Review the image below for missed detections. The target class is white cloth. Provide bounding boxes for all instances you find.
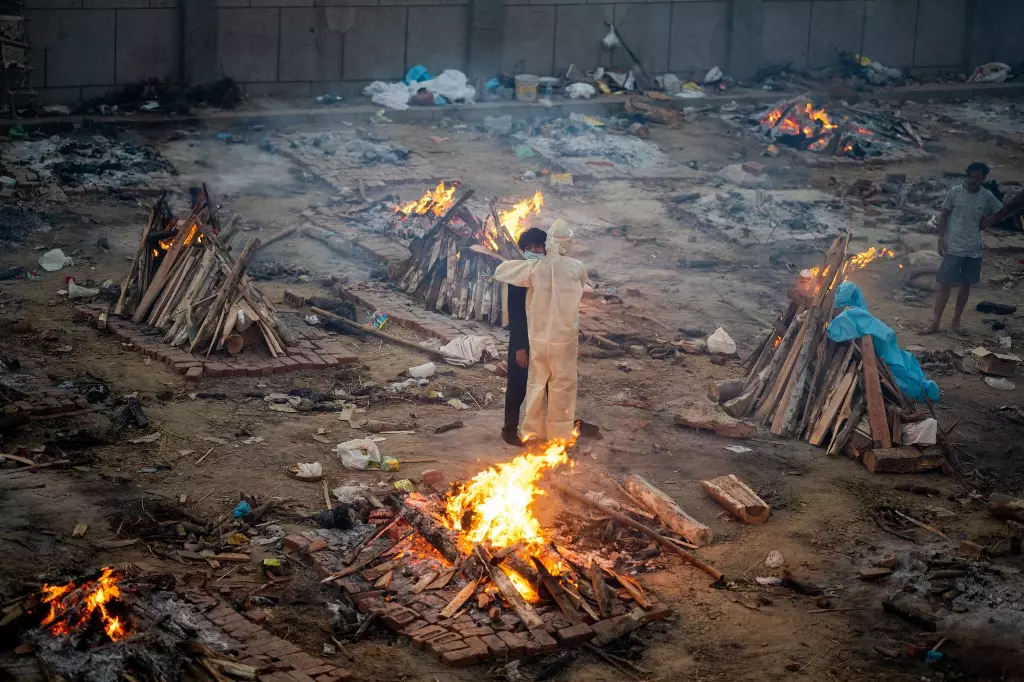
[494,221,587,441]
[439,334,499,366]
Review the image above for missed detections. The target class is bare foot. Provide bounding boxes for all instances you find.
[919,324,940,335]
[950,321,966,335]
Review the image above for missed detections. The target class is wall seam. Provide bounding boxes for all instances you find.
[276,7,282,81]
[857,0,866,57]
[910,0,920,66]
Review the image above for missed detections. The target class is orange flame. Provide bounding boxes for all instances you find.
[40,567,130,641]
[846,246,895,272]
[482,191,545,250]
[443,439,571,553]
[394,181,458,218]
[502,565,540,602]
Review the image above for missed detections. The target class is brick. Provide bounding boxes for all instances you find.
[283,535,310,552]
[742,161,767,175]
[556,623,595,646]
[281,651,320,669]
[430,639,471,658]
[425,631,463,652]
[642,602,671,622]
[496,630,527,656]
[481,634,508,657]
[456,626,494,637]
[283,289,306,307]
[421,610,441,624]
[278,357,300,372]
[382,606,418,631]
[299,666,335,676]
[185,366,204,381]
[206,362,232,377]
[441,646,483,667]
[399,620,428,636]
[461,636,490,659]
[355,594,386,613]
[411,625,447,649]
[526,629,558,655]
[332,355,359,365]
[421,469,445,487]
[285,672,317,682]
[245,610,268,623]
[307,538,328,553]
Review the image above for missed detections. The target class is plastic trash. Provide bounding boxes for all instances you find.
[405,65,433,84]
[703,66,723,84]
[423,70,476,104]
[0,176,16,186]
[999,335,1012,350]
[485,78,500,90]
[305,314,320,325]
[969,62,1011,84]
[724,445,752,454]
[336,438,383,470]
[514,144,536,159]
[67,279,100,300]
[9,124,27,139]
[707,327,737,355]
[483,115,513,135]
[566,83,596,100]
[601,24,621,49]
[315,93,344,104]
[755,576,783,587]
[984,376,1015,391]
[39,248,73,272]
[370,309,389,330]
[141,101,160,111]
[364,81,412,111]
[295,462,323,479]
[332,485,367,504]
[408,362,436,379]
[232,500,252,518]
[393,479,415,493]
[901,418,938,446]
[661,73,681,96]
[765,550,785,568]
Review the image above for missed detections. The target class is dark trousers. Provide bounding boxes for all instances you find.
[504,349,528,430]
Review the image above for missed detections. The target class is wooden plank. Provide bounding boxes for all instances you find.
[71,523,88,538]
[362,560,399,581]
[699,474,771,524]
[808,365,858,446]
[439,579,479,619]
[772,308,821,436]
[411,571,438,595]
[530,556,581,623]
[863,446,945,474]
[673,405,756,440]
[588,560,611,619]
[132,212,196,322]
[374,570,393,589]
[604,568,651,609]
[755,317,810,423]
[860,335,891,448]
[625,474,713,546]
[320,530,414,583]
[475,546,544,630]
[427,568,457,590]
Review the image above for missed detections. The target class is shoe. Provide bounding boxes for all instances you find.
[501,427,523,446]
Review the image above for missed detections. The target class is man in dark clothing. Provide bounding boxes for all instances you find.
[502,227,547,446]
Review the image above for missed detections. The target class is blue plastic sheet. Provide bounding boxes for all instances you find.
[827,282,940,402]
[404,65,432,84]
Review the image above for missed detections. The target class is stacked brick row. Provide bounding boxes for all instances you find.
[5,387,89,418]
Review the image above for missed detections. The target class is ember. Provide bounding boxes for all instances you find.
[40,567,131,642]
[393,181,458,218]
[757,97,875,157]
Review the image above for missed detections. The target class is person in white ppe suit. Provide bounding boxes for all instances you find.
[494,220,587,443]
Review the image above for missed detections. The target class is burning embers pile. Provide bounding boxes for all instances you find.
[391,183,545,322]
[40,567,131,642]
[754,96,925,159]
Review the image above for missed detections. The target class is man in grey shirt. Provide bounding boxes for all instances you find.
[924,162,1002,334]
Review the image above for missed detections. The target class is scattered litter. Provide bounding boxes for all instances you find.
[550,172,574,186]
[566,83,596,100]
[901,418,938,446]
[984,377,1016,391]
[128,432,161,444]
[232,500,252,518]
[434,421,464,434]
[707,327,737,355]
[408,361,436,379]
[289,462,324,481]
[393,479,415,493]
[62,279,100,300]
[969,62,1011,84]
[332,486,367,504]
[703,66,723,85]
[314,503,353,530]
[765,550,785,568]
[38,248,73,272]
[514,144,536,159]
[724,445,752,454]
[305,314,320,326]
[755,576,783,587]
[336,438,384,470]
[971,347,1021,377]
[447,398,471,410]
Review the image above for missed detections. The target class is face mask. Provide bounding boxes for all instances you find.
[523,251,544,260]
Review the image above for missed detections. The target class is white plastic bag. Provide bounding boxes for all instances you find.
[901,418,937,446]
[296,462,323,479]
[703,66,723,84]
[332,485,367,503]
[67,279,99,299]
[984,376,1016,391]
[969,62,1011,84]
[601,25,621,50]
[707,327,736,355]
[39,248,73,272]
[566,83,596,100]
[336,438,382,470]
[408,362,436,379]
[363,81,412,111]
[423,70,476,103]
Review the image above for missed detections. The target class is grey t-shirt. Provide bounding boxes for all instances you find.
[940,184,1002,258]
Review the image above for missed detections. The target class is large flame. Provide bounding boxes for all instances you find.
[760,101,870,155]
[846,246,895,271]
[40,567,130,641]
[482,191,544,251]
[394,181,458,218]
[796,246,896,298]
[443,439,570,553]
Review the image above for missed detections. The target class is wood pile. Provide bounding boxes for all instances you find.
[394,188,523,324]
[720,234,939,467]
[114,187,287,358]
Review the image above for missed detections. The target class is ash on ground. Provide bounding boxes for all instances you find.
[1,134,176,188]
[287,130,411,166]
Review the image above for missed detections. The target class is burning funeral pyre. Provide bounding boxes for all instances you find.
[115,185,287,358]
[752,95,926,159]
[314,437,695,668]
[391,183,544,323]
[2,567,259,682]
[717,236,946,471]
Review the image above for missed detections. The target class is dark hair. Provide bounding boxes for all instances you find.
[518,227,547,250]
[966,162,990,177]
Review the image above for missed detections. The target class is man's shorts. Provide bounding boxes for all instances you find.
[937,254,982,285]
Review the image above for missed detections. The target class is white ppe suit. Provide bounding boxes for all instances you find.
[494,221,587,442]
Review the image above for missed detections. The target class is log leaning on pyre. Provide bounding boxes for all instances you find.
[726,233,939,470]
[115,188,287,358]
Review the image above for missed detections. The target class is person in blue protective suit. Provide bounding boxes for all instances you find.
[501,227,547,446]
[494,220,588,443]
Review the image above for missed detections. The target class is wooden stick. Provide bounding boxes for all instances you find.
[475,546,544,629]
[256,226,297,250]
[309,307,455,361]
[588,560,612,619]
[551,483,723,581]
[320,529,413,582]
[439,579,479,618]
[860,335,891,448]
[531,556,581,623]
[0,459,69,476]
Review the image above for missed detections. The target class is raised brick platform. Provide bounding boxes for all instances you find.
[74,305,358,378]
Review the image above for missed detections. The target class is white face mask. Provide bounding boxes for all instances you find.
[523,251,544,260]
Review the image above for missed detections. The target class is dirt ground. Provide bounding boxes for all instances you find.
[2,99,1024,681]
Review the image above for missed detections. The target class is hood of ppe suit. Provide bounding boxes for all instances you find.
[547,219,573,256]
[494,223,587,346]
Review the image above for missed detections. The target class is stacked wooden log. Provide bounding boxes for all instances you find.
[721,234,931,463]
[394,188,524,324]
[115,188,287,358]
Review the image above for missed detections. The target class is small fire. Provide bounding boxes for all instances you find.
[152,222,201,258]
[394,181,458,218]
[444,439,571,553]
[502,565,540,602]
[482,191,544,249]
[847,246,895,271]
[40,567,130,641]
[772,336,782,349]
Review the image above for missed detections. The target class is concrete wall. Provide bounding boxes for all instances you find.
[23,0,1024,105]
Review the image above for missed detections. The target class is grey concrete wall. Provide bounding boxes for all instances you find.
[23,0,1024,105]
